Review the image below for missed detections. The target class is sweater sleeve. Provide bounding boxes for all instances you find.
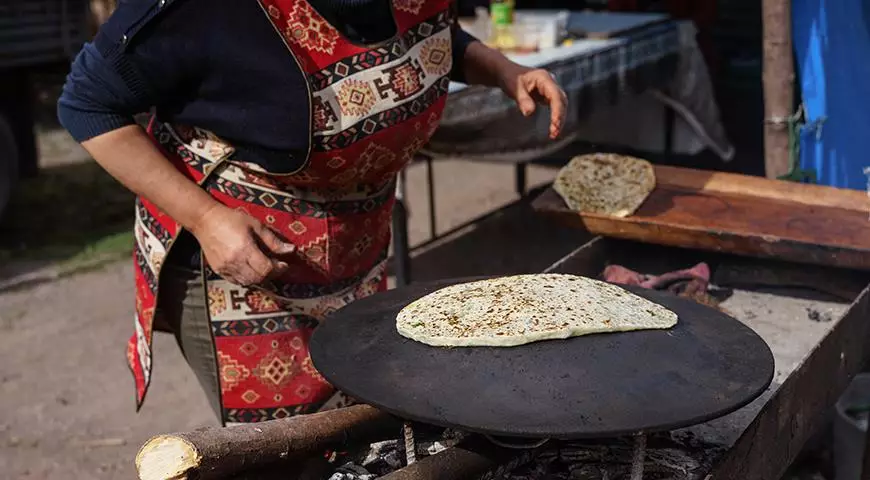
[450,26,479,84]
[57,43,143,142]
[57,0,202,142]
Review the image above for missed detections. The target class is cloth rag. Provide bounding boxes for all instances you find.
[602,263,721,309]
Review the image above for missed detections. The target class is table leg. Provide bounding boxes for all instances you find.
[663,104,675,160]
[425,156,436,238]
[392,169,411,286]
[861,420,870,480]
[515,163,528,198]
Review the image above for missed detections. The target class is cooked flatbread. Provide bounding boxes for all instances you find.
[396,274,677,347]
[553,153,656,217]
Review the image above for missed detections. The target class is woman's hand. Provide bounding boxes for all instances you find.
[498,65,568,139]
[191,204,294,286]
[460,41,568,140]
[80,126,293,287]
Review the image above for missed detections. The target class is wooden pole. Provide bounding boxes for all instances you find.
[135,405,401,480]
[761,0,795,178]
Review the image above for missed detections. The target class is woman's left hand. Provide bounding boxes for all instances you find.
[498,66,568,139]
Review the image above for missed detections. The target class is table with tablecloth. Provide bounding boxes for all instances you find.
[392,14,735,285]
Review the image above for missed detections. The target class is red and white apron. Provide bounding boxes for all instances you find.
[127,0,454,424]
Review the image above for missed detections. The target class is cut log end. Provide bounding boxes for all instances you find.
[136,435,201,480]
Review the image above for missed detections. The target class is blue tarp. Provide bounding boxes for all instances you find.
[792,0,870,190]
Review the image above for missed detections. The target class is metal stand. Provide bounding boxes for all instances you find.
[630,433,647,480]
[861,418,870,480]
[663,102,675,161]
[425,156,436,237]
[403,422,417,466]
[392,169,411,287]
[515,162,528,197]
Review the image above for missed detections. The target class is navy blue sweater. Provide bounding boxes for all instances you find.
[58,0,477,268]
[57,0,476,172]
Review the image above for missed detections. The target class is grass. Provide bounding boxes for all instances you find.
[0,159,135,275]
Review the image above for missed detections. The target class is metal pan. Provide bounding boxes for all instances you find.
[310,278,774,439]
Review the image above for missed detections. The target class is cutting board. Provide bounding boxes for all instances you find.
[532,165,870,270]
[566,11,671,39]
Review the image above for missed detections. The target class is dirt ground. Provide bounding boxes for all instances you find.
[0,129,828,480]
[0,128,593,479]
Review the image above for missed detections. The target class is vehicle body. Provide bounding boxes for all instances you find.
[0,0,90,217]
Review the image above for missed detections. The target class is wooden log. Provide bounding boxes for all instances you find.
[761,0,795,178]
[380,437,542,480]
[135,405,401,480]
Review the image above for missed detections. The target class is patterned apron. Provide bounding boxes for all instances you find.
[128,0,455,424]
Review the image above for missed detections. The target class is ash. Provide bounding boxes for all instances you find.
[328,429,467,480]
[328,430,724,480]
[502,433,724,480]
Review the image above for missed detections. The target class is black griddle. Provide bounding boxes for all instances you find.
[310,279,774,439]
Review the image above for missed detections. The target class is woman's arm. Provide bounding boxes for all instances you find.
[58,2,291,286]
[81,127,293,286]
[461,41,568,139]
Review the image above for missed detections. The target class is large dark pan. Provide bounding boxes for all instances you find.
[310,278,774,439]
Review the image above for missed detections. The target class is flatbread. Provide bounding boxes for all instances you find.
[553,153,656,217]
[396,274,677,347]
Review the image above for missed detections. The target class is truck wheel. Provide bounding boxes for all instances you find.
[0,114,20,220]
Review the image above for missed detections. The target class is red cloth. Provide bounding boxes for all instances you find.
[602,262,711,297]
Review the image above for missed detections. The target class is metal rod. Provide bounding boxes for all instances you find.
[392,183,549,258]
[630,433,647,480]
[861,419,870,480]
[392,169,411,286]
[515,162,528,198]
[425,156,437,238]
[663,103,675,160]
[403,422,417,466]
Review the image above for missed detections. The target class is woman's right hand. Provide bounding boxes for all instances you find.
[191,204,294,286]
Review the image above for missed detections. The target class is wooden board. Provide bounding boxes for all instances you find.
[565,11,671,39]
[532,165,870,270]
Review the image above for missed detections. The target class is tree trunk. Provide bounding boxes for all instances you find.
[135,405,401,480]
[761,0,794,178]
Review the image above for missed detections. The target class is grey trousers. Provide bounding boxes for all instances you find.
[158,265,224,421]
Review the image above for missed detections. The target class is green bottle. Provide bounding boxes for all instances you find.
[490,0,514,26]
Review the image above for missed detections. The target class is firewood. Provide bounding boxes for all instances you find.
[135,405,400,480]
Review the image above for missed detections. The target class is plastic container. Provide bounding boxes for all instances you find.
[834,373,870,480]
[487,23,540,53]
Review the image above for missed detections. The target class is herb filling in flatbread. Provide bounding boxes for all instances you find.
[397,274,678,347]
[553,153,656,217]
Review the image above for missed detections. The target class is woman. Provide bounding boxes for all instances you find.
[59,0,566,425]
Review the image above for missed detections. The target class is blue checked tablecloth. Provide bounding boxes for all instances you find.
[423,19,696,161]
